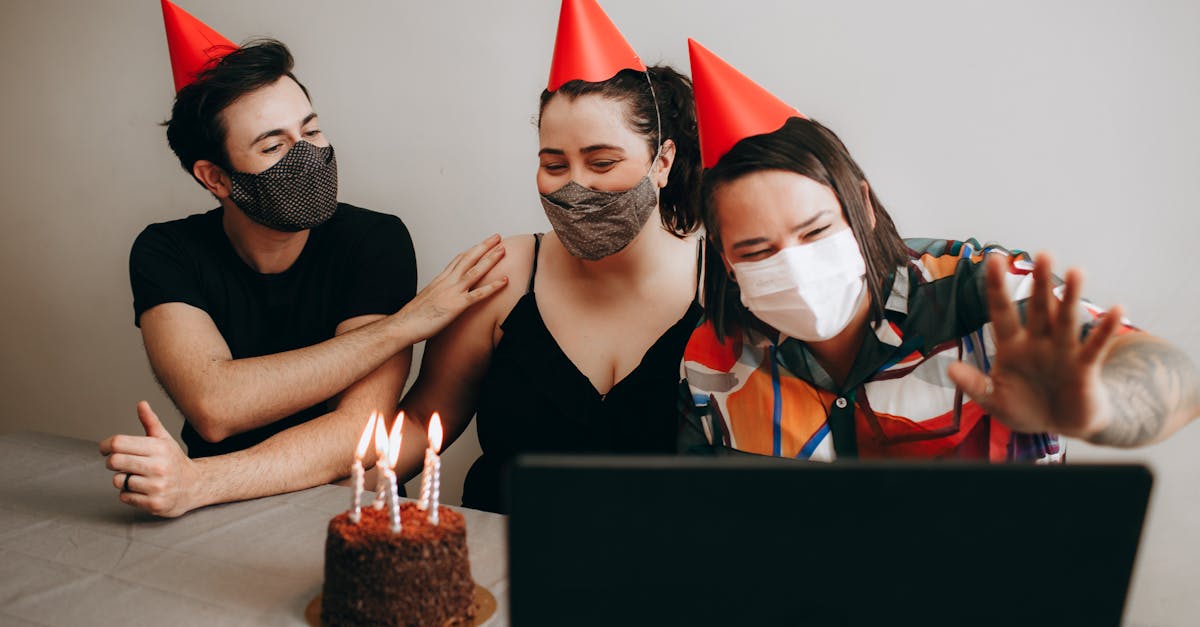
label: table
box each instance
[0,432,508,626]
[2,432,1196,626]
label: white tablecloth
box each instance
[0,432,508,626]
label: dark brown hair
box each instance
[701,117,910,339]
[538,65,701,236]
[164,38,309,181]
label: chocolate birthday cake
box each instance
[321,501,476,626]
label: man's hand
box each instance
[946,252,1125,440]
[100,401,202,518]
[389,233,509,344]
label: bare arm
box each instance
[139,234,507,443]
[187,312,417,505]
[948,252,1199,448]
[392,235,535,483]
[101,236,511,517]
[103,313,409,516]
[1086,333,1200,447]
[141,305,417,442]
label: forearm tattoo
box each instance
[1091,338,1200,447]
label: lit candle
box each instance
[373,416,389,510]
[350,411,378,523]
[418,447,432,510]
[385,417,403,533]
[418,414,438,510]
[426,413,444,525]
[430,452,442,525]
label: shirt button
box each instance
[835,397,848,409]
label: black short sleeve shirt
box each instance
[129,203,417,457]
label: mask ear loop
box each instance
[639,69,667,205]
[642,67,663,170]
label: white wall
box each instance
[1,1,1197,623]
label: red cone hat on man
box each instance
[161,0,238,92]
[688,39,805,169]
[547,0,645,91]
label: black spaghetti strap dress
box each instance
[463,234,702,513]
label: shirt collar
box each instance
[872,265,912,348]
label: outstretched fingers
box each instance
[985,253,1022,343]
[1025,252,1057,336]
[947,361,995,409]
[459,240,506,286]
[464,276,509,304]
[1054,266,1083,348]
[451,234,502,278]
[1078,304,1125,365]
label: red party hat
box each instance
[688,39,805,169]
[547,0,645,91]
[161,0,238,92]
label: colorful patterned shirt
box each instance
[680,238,1133,462]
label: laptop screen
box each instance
[508,455,1151,627]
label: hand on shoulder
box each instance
[388,234,513,344]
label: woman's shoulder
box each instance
[486,233,539,287]
[471,233,540,324]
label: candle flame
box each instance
[355,412,378,459]
[387,413,403,469]
[374,413,389,466]
[429,412,443,453]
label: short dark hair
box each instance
[538,65,702,237]
[701,117,911,340]
[164,38,309,181]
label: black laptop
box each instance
[507,455,1151,627]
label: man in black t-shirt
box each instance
[100,34,507,518]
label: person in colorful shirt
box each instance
[679,40,1200,461]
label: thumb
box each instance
[946,362,993,407]
[137,401,170,439]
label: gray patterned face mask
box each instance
[539,165,660,260]
[541,69,666,261]
[229,141,338,232]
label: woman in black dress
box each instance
[391,0,704,513]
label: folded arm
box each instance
[103,235,509,517]
[103,314,411,517]
[139,235,507,443]
[140,306,421,443]
[185,314,416,508]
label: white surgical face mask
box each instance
[732,229,867,342]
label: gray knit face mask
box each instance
[539,157,660,260]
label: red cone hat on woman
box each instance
[161,0,238,92]
[547,0,645,91]
[688,39,805,169]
